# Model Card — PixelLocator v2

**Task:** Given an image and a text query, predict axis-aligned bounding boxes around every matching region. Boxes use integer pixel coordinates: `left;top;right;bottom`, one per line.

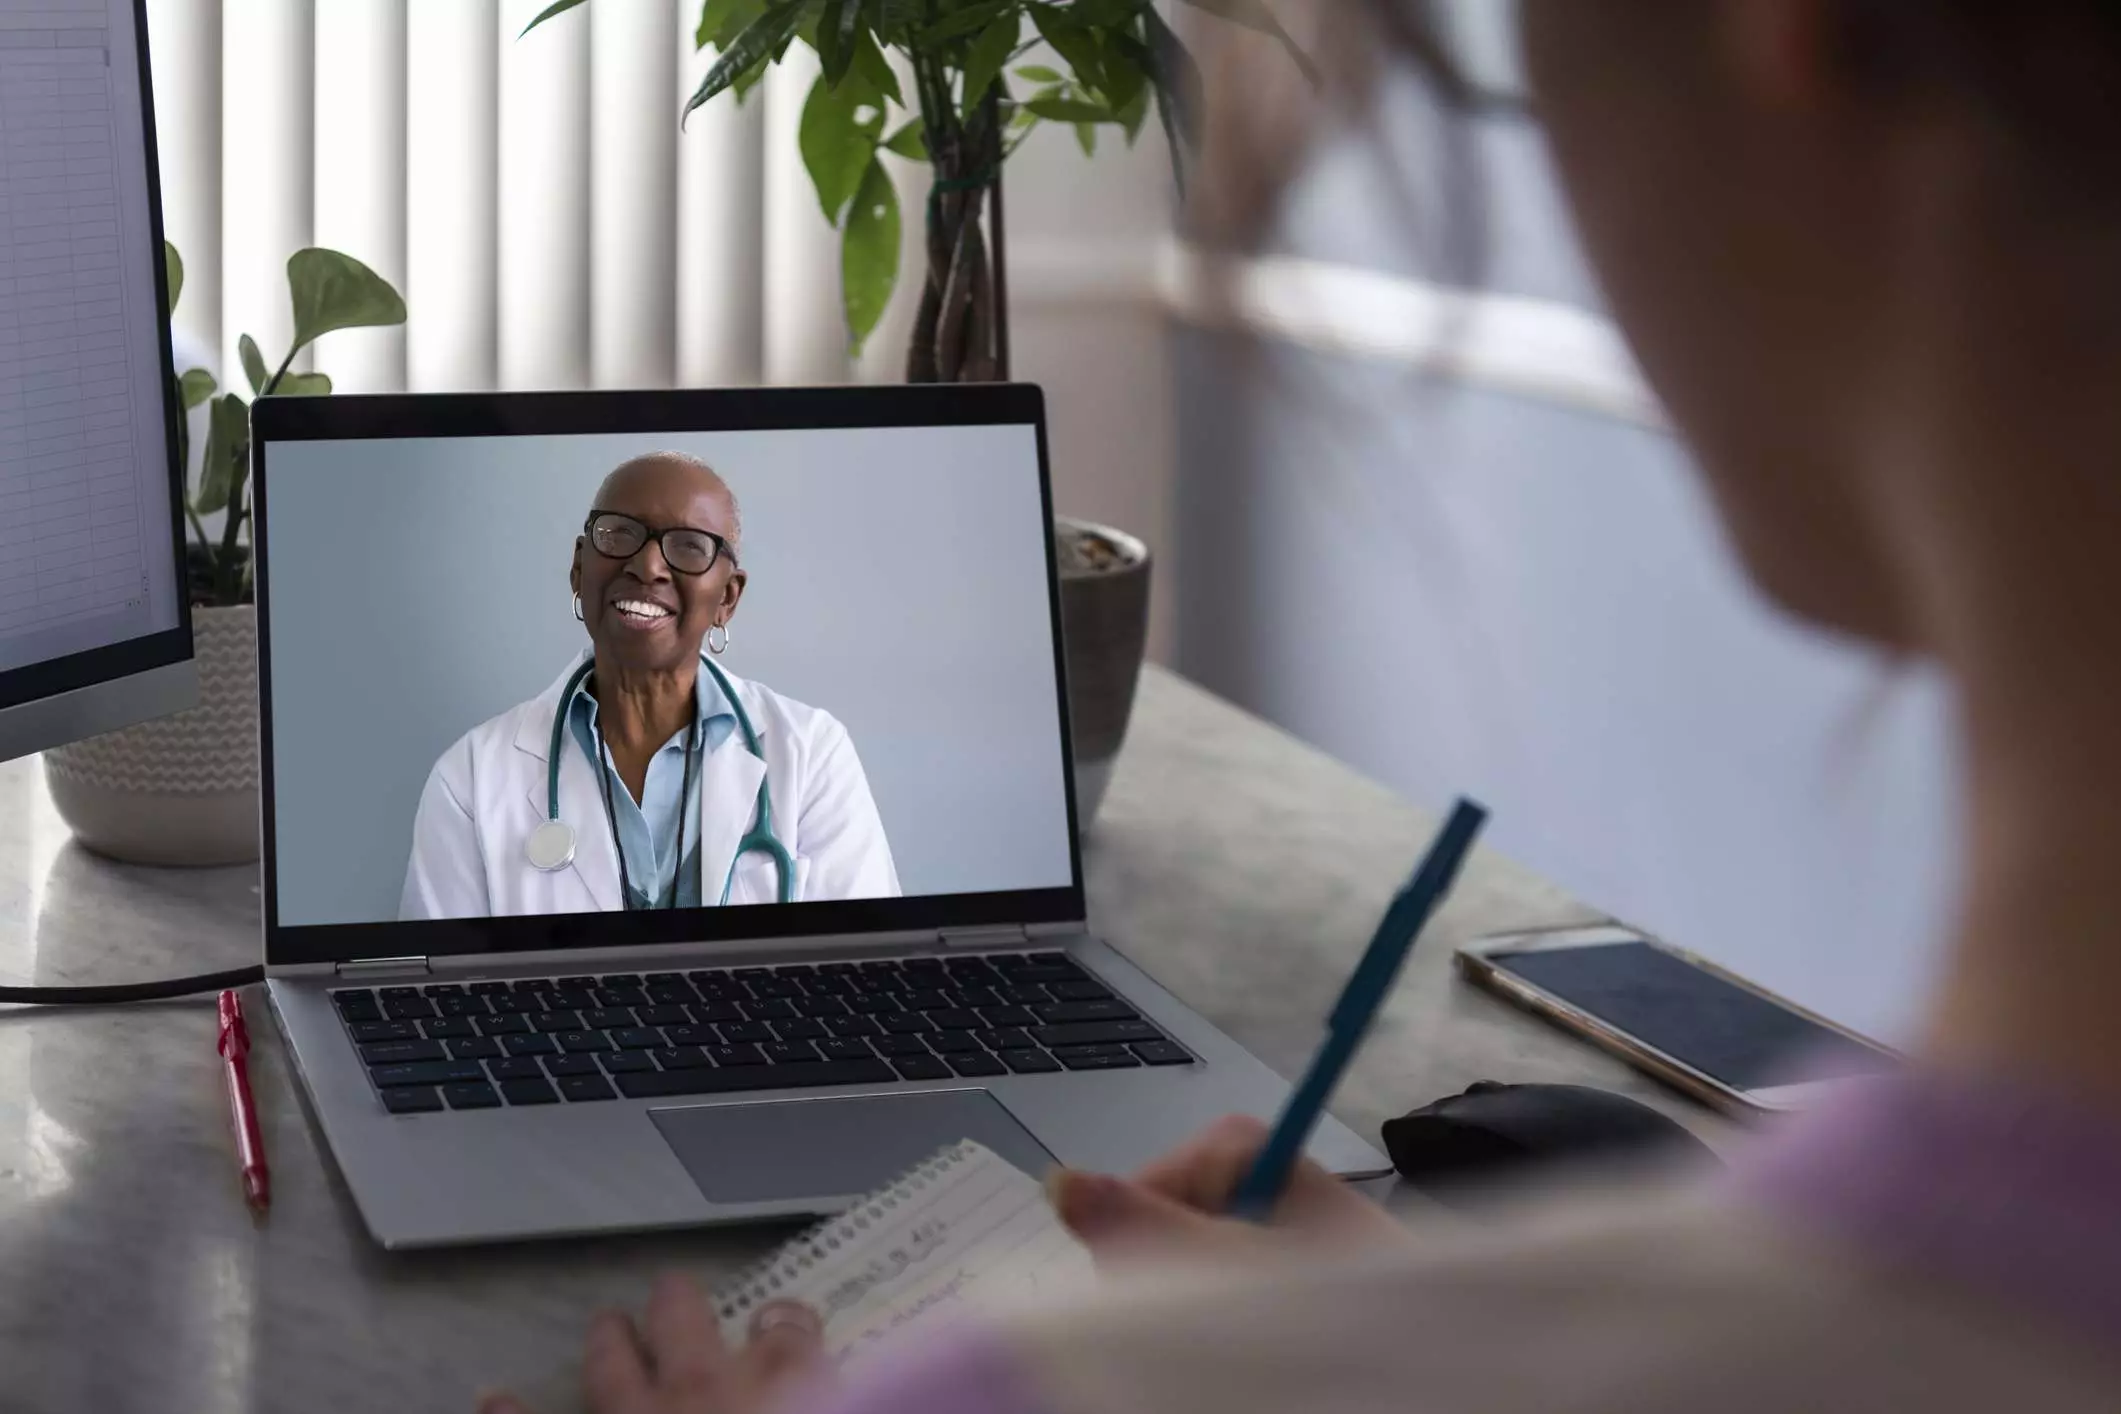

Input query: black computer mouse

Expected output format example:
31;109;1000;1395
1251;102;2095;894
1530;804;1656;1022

1380;1081;1718;1198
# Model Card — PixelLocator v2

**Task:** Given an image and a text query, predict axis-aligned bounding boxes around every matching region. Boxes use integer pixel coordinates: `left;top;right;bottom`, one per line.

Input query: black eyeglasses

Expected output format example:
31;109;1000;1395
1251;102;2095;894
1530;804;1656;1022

583;511;733;576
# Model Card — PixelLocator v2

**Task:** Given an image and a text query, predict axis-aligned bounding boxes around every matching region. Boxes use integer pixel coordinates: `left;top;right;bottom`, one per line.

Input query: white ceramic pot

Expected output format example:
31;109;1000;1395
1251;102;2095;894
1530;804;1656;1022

42;604;260;865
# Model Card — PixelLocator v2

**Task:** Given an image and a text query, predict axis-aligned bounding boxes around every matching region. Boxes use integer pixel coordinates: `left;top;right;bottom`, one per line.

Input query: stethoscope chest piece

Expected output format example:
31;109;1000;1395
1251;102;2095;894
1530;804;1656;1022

525;819;577;872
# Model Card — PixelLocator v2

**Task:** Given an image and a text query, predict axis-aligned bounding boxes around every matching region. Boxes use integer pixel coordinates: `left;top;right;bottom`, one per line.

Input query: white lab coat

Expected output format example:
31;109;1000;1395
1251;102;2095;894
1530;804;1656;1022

399;656;900;919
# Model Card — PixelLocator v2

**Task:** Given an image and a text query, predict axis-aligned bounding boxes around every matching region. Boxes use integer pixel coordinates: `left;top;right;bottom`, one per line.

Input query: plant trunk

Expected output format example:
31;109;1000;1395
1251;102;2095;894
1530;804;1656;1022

907;83;1008;384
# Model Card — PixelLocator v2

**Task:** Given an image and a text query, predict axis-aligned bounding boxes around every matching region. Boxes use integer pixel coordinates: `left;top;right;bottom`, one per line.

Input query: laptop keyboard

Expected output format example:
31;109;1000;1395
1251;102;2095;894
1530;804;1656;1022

329;952;1196;1113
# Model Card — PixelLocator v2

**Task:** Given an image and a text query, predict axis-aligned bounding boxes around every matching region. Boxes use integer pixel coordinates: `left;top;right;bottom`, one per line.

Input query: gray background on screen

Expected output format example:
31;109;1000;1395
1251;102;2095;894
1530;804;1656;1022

263;426;1073;927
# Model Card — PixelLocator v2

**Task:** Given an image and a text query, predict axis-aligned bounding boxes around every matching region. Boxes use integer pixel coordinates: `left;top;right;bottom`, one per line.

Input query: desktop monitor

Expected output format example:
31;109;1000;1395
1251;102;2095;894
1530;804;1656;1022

0;0;193;762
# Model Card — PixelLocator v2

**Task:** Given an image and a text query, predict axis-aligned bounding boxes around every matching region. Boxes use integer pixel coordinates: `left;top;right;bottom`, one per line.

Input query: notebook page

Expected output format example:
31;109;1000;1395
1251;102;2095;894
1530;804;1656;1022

714;1141;1095;1366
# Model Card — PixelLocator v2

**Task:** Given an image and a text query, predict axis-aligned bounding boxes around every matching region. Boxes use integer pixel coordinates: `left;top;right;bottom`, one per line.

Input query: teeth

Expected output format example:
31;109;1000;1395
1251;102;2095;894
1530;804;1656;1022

615;600;671;620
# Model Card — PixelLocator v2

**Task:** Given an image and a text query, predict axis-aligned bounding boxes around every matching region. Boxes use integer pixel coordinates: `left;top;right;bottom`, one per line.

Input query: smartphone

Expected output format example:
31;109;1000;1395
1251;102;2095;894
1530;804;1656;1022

1456;925;1900;1115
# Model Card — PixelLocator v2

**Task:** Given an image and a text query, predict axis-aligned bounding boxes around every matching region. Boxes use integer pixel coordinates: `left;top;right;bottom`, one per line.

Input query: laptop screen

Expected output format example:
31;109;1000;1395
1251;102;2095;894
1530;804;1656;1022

252;391;1082;964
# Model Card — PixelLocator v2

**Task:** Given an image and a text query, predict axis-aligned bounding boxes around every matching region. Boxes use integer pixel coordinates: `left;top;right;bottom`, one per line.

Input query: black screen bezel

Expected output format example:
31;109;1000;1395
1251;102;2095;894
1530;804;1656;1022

250;385;1085;967
0;0;193;715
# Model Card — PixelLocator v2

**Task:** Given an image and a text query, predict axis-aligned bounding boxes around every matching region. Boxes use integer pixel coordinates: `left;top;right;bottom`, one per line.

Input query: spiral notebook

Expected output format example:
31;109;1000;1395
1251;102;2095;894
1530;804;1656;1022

712;1140;1096;1365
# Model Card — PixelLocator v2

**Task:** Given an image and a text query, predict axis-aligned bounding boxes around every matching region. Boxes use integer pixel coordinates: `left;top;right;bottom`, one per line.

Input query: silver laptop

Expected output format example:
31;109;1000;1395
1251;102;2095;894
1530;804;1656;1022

251;385;1389;1250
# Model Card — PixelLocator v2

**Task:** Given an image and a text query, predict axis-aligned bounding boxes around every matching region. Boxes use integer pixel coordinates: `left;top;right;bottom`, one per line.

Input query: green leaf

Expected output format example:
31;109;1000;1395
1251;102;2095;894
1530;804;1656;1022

883;119;928;159
696;0;764;49
816;0;861;89
914;0;1010;47
1114;79;1149;142
178;368;216;410
1074;121;1096;156
238;334;269;397
848;24;902;105
1074;0;1149;23
1024;95;1110;123
163;241;182;318
270;371;333;397
1027;3;1105;91
840;157;900;356
1096;30;1147;111
799;73;885;224
193;394;249;517
1138;10;1202;186
285;248;406;369
684;1;804;123
519;0;588;39
1013;63;1062;84
1176;0;1318;87
960;11;1019;119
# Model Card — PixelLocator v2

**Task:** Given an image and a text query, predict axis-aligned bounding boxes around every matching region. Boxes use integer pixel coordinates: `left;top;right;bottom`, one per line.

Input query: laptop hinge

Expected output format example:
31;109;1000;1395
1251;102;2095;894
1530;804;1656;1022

332;956;432;980
936;925;1032;949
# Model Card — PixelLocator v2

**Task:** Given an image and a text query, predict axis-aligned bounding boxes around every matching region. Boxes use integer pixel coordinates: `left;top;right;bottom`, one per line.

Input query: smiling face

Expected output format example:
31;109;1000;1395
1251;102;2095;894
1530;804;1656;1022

570;453;746;677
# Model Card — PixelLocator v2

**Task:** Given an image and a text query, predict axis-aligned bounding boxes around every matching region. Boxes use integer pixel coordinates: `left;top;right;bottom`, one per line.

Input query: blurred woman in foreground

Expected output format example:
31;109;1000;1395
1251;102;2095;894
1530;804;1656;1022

492;3;2121;1410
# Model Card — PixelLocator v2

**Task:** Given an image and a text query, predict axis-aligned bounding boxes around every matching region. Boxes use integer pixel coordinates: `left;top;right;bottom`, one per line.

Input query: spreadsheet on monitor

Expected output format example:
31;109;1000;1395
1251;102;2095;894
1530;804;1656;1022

0;0;179;676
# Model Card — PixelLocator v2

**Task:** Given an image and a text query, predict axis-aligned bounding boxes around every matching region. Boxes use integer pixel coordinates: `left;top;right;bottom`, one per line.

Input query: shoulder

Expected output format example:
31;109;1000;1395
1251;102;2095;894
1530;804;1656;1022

723;672;852;749
425;695;548;784
995;1194;2121;1414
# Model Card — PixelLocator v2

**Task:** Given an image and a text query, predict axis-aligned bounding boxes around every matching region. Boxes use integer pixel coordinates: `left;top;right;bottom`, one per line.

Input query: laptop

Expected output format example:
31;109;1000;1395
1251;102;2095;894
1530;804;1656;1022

251;385;1391;1249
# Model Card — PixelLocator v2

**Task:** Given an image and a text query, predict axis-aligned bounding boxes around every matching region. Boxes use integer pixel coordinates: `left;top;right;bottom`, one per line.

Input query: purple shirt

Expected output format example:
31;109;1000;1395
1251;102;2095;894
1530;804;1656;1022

788;1072;2121;1414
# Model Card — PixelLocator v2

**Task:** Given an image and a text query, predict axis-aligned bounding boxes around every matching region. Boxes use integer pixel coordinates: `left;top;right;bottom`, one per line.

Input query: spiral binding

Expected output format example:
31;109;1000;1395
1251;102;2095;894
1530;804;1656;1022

714;1140;977;1324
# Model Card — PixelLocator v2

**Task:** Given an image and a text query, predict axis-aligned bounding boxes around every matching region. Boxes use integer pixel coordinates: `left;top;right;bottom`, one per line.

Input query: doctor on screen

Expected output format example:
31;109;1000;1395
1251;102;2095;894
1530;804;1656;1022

400;451;900;919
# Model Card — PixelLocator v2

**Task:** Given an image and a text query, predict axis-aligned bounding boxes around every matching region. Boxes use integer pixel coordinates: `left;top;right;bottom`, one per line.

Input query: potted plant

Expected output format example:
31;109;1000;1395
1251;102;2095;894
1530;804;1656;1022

523;0;1310;823
42;244;406;865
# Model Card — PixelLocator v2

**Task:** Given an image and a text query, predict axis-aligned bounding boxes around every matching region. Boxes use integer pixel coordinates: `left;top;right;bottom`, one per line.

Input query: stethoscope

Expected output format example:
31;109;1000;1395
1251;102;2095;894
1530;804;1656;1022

523;652;795;906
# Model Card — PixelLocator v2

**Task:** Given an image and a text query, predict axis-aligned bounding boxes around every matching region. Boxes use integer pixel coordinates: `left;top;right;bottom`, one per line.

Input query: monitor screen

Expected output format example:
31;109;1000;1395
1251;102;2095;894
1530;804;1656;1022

257;422;1078;941
0;0;188;720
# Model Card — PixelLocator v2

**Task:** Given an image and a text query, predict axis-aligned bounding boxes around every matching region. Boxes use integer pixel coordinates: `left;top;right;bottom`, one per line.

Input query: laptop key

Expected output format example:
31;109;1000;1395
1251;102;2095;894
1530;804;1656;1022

488;1057;545;1081
691;1002;746;1025
468;980;513;995
1033;1000;1140;1025
645;983;697;1007
651;1047;713;1071
1046;979;1114;1002
487;994;535;1015
763;1041;820;1064
558;1074;617;1102
557;976;597;988
662;1024;718;1047
818;1038;877;1061
556;1031;614;1053
420;1017;477;1040
500;1078;559;1106
642;972;685;985
477;1013;532;1036
348;1021;419;1043
531;1010;583;1033
636;1005;690;1027
1015;963;1084;985
582;1008;636;1030
925;1008;981;1031
925;1031;983;1054
610;1027;663;1050
598;974;642;987
614;1058;897;1099
544;1054;601;1078
709;1044;766;1067
795;995;849;1017
772;1018;827;1041
334;987;380;1012
746;978;802;1000
379;986;422;999
502;1034;559;1057
443;1082;503;1110
437;994;489;1017
825;1015;882;1039
382;1086;443;1114
890;1056;951;1081
847;994;900;1015
1031;1021;1161;1048
1131;1041;1194;1066
550;988;597;1011
976;1028;1033;1051
600;1051;656;1074
383;997;437;1021
741;998;798;1022
371;1060;485;1087
805;975;855;997
900;990;950;1012
951;987;1002;1010
449;1037;503;1061
1052;1048;1143;1072
977;1006;1038;1028
880;1013;933;1034
998;1048;1062;1074
994;986;1051;1007
361;1039;445;1066
946;1053;1007;1078
594;988;647;1009
870;1035;930;1058
719;1021;775;1044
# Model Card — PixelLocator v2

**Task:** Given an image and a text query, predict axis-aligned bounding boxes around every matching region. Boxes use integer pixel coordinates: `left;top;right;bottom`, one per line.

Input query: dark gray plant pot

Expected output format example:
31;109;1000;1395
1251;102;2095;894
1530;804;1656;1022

1056;517;1150;831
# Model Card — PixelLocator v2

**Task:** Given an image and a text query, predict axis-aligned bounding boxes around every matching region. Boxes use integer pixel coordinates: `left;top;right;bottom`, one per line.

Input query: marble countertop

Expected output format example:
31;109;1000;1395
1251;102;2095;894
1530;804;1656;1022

0;667;1706;1414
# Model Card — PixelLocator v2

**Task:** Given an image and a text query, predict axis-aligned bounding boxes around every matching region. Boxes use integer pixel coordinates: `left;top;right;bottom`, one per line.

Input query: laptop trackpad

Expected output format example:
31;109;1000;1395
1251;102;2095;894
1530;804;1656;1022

649;1090;1056;1205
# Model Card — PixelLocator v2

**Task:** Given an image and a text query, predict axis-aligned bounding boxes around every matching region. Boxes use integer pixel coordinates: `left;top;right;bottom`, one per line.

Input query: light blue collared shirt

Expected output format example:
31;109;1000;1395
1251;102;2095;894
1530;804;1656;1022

566;666;736;910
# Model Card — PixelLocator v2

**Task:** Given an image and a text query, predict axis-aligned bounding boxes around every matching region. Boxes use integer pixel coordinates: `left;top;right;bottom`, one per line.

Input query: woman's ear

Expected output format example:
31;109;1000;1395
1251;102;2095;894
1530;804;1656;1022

570;541;583;597
720;569;747;620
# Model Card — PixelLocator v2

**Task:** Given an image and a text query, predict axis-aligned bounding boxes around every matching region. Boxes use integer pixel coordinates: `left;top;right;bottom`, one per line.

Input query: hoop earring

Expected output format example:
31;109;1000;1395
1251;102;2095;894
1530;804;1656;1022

572;592;584;622
707;622;729;655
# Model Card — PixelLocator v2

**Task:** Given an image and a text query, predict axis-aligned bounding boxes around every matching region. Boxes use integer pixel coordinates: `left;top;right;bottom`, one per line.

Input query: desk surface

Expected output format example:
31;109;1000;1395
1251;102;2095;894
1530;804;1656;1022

0;667;1701;1414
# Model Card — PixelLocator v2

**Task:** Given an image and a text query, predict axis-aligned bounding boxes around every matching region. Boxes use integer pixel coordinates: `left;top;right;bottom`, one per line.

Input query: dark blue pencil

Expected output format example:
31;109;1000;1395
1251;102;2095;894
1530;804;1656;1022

1225;798;1490;1221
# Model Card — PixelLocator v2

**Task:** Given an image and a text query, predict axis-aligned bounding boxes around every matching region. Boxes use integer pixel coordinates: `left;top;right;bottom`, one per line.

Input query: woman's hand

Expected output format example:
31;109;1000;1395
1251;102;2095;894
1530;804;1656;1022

1047;1115;1414;1266
478;1275;828;1414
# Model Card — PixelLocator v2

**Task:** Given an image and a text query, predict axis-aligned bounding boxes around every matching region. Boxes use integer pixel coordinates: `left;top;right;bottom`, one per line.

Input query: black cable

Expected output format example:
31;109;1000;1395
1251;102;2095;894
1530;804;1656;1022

0;964;266;1006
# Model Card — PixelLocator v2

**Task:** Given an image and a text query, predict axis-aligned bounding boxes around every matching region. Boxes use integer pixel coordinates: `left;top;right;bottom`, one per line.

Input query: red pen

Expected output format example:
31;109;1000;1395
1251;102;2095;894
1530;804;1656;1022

217;989;271;1213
